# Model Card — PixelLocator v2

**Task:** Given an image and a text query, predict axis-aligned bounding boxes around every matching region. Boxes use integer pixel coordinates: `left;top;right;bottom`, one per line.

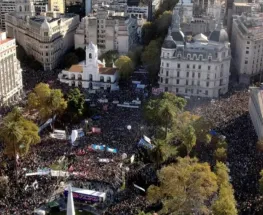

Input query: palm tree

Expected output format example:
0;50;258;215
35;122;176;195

0;108;40;183
0;121;23;182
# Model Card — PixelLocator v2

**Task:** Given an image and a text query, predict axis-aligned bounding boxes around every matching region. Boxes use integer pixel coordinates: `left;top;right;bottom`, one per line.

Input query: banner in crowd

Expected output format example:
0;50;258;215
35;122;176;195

137;138;154;150
91;144;105;151
92;127;101;134
106;147;117;153
117;104;139;109
136;84;146;89
152;88;164;95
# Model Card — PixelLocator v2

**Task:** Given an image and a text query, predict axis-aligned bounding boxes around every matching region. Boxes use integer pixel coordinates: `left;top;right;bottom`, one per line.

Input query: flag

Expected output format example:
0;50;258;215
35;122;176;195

130;154;135;163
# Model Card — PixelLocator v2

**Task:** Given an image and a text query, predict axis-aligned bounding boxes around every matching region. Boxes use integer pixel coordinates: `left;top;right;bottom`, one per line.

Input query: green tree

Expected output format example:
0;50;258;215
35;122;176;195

180;125;196;156
155;11;172;38
99;50;119;67
147;157;218;214
0;108;40;182
213;162;237;215
155;0;179;17
137;211;152;215
257;139;263;151
28;83;67;123
141;22;156;46
214;147;227;162
141;39;162;84
115;55;134;80
66;88;85;121
128;46;143;67
74;47;86;61
144;92;186;138
192;117;212;145
64;52;79;68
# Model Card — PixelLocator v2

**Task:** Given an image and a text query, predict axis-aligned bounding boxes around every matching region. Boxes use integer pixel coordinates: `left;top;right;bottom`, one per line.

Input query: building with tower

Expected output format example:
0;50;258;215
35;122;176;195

5;0;79;71
58;42;119;90
158;8;231;98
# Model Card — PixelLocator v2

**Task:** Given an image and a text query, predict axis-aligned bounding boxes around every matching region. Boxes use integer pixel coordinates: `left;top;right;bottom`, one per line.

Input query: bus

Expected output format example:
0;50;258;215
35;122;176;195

64;187;106;204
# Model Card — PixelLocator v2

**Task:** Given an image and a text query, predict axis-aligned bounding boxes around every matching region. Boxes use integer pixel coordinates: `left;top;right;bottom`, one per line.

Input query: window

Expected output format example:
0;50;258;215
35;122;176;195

166;63;169;67
206;82;209;87
162;62;164;66
199;55;203;61
208;57;212;61
185;89;187;93
197;80;200;86
193;55;196;60
177;71;180;77
177;64;180;68
89;53;92;59
245;60;248;64
207;74;210;79
167;53;170;58
205;90;208;95
246;51;249;54
186;80;188;85
198;65;201;69
208;66;211;70
166;71;169;76
198;73;201;78
187;72;189;77
44;32;48;36
165;78;168;84
176;88;179;93
165;87;168;92
187;64;190;69
187;54;190;60
161;77;163;83
192;80;194;85
192;73;195;78
193;65;196;69
247;41;250;44
177;79;179;84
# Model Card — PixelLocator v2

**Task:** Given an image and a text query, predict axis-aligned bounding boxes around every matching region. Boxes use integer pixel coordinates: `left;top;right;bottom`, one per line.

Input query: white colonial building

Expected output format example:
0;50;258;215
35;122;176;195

0;31;23;106
249;86;263;140
232;12;263;84
58;42;119;90
5;0;79;71
158;8;231;98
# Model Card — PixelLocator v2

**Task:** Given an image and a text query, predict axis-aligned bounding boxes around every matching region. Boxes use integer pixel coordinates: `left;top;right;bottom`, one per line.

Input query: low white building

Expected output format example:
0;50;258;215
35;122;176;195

249;86;263;140
58;42;119;90
0;31;23;106
158;8;231;98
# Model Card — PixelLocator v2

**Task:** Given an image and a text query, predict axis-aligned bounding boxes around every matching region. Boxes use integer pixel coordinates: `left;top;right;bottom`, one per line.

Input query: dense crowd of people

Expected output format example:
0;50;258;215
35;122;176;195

194;90;263;214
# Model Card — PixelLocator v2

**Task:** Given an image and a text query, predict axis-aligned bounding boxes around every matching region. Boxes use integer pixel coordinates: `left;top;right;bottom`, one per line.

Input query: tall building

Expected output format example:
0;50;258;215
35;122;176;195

34;0;48;15
85;0;92;15
48;0;65;13
74;10;138;54
0;0;15;30
0;31;23;106
231;12;263;84
158;8;231;98
5;0;80;71
147;0;152;22
249;86;263;140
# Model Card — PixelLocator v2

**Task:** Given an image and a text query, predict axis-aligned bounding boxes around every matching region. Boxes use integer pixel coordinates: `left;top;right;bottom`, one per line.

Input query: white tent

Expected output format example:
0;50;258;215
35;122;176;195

66;184;75;215
71;130;78;145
